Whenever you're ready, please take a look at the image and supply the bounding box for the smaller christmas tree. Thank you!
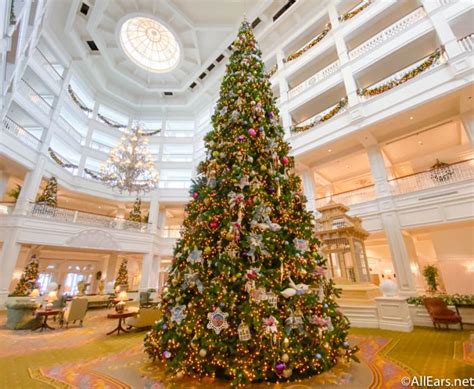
[114,258,129,291]
[127,198,143,222]
[37,177,58,207]
[12,255,39,296]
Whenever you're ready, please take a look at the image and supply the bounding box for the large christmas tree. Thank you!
[145,21,357,385]
[12,255,39,296]
[37,177,58,207]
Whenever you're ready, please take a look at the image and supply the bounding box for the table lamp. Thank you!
[45,290,58,311]
[116,291,128,313]
[30,288,40,302]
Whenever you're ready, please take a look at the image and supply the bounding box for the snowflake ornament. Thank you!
[207,308,229,334]
[170,304,186,325]
[294,238,309,253]
[187,248,203,265]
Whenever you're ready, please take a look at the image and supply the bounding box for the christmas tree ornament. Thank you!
[207,308,229,334]
[176,371,184,379]
[262,315,278,334]
[238,321,251,341]
[275,361,286,375]
[282,368,293,378]
[248,128,257,137]
[294,238,309,253]
[199,349,207,357]
[266,291,278,307]
[170,305,187,325]
[162,351,171,359]
[281,156,289,165]
[281,353,289,363]
[187,249,203,265]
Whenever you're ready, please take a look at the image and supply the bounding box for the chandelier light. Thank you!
[100,122,159,194]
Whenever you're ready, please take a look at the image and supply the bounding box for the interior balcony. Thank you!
[288,81,347,131]
[346,0,423,60]
[286,46,340,101]
[354,30,442,101]
[28,46,63,95]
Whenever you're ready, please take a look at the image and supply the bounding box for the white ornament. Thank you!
[263,315,279,334]
[187,248,203,265]
[170,304,186,325]
[207,308,229,334]
[238,322,251,341]
[280,277,309,298]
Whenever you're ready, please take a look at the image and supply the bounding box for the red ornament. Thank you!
[248,128,257,137]
[192,192,199,199]
[209,220,219,230]
[281,156,289,165]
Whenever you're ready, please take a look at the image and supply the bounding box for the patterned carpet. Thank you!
[0,309,472,388]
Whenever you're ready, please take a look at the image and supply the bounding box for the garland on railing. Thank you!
[407,294,474,306]
[10,0,16,24]
[357,49,442,97]
[339,1,372,22]
[285,23,332,63]
[48,148,77,170]
[84,168,102,180]
[267,64,277,78]
[291,97,348,133]
[67,85,93,114]
[97,113,127,129]
[142,129,161,136]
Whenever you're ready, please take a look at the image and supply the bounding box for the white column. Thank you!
[148,189,160,233]
[366,144,392,197]
[0,171,10,199]
[12,0,32,86]
[460,110,474,146]
[152,256,162,290]
[328,3,360,108]
[300,169,316,214]
[421,0,462,59]
[381,213,417,296]
[140,253,154,291]
[106,253,118,287]
[13,155,46,214]
[0,228,22,305]
[276,49,292,138]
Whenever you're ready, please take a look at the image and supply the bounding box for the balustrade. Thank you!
[288,59,340,99]
[18,79,53,114]
[2,116,42,149]
[34,48,63,81]
[89,140,112,153]
[58,117,84,144]
[389,159,474,195]
[458,33,474,53]
[26,203,149,232]
[349,7,426,60]
[315,185,376,208]
[160,227,182,238]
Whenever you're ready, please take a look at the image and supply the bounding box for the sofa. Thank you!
[126,307,161,329]
[83,294,112,309]
[5,301,42,330]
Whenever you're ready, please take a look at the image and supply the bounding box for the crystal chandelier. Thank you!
[100,122,159,194]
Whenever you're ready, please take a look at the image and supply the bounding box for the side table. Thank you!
[106,311,137,335]
[34,309,61,331]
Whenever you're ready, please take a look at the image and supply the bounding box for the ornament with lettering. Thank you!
[238,321,251,341]
[207,308,229,334]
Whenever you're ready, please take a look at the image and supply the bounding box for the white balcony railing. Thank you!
[89,140,112,153]
[18,79,53,114]
[34,48,64,82]
[389,159,474,195]
[58,117,84,144]
[458,33,474,53]
[2,116,42,149]
[349,7,426,60]
[288,59,340,99]
[160,227,182,238]
[358,50,445,100]
[26,203,149,232]
[48,148,78,175]
[158,179,192,189]
[161,154,193,162]
[163,130,194,138]
[292,97,347,133]
[315,185,377,208]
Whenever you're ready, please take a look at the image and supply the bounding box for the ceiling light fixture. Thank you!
[409,116,414,120]
[328,149,332,153]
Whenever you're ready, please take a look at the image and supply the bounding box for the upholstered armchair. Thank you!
[126,307,161,329]
[5,301,42,330]
[423,297,463,329]
[61,298,88,328]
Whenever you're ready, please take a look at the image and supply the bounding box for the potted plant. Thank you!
[422,264,440,294]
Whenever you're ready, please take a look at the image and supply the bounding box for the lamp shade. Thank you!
[30,289,40,298]
[118,291,128,301]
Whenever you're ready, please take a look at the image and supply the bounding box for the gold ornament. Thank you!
[282,353,289,363]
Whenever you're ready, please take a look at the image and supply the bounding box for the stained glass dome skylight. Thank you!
[119,17,180,73]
